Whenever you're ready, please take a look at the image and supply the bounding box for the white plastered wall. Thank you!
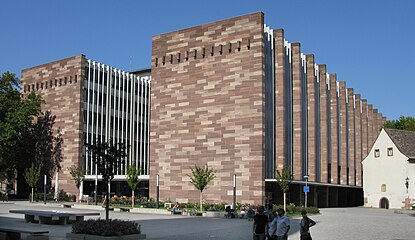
[362,129,414,209]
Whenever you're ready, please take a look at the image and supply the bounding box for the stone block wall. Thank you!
[21,55,85,195]
[150,12,265,204]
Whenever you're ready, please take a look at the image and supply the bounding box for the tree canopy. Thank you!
[126,163,141,193]
[275,165,293,194]
[86,139,127,220]
[0,72,42,179]
[188,165,216,193]
[384,116,415,131]
[188,164,216,211]
[24,162,41,202]
[68,164,85,190]
[275,165,293,212]
[126,163,141,208]
[0,72,63,198]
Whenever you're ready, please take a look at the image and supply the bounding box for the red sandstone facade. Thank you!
[21,55,85,195]
[150,12,385,206]
[20,12,387,207]
[150,12,265,204]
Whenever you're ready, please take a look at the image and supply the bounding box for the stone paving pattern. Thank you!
[1,202,415,240]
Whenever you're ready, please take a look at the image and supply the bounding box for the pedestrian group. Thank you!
[253,207,315,240]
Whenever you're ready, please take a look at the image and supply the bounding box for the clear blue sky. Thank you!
[1,0,414,120]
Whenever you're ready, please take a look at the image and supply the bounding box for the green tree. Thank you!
[384,116,415,131]
[275,165,293,212]
[24,163,41,202]
[30,111,63,191]
[188,165,216,212]
[86,139,127,221]
[68,164,85,203]
[126,163,141,208]
[0,72,42,180]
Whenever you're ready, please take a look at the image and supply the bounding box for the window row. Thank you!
[374,147,393,158]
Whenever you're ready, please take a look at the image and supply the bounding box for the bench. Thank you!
[0,226,49,240]
[9,210,100,225]
[114,207,130,212]
[60,203,73,208]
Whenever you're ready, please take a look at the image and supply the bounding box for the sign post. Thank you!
[303,175,309,208]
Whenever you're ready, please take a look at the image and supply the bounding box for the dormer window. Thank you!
[387,147,393,156]
[375,149,380,158]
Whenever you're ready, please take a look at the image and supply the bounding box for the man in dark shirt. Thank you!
[300,209,316,240]
[253,206,268,240]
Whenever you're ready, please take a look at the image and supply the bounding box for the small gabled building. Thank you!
[363,128,415,209]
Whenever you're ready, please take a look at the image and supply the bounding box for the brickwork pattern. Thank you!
[306,55,316,182]
[354,94,362,186]
[367,104,374,153]
[361,100,369,159]
[318,65,329,183]
[21,55,84,195]
[292,43,303,180]
[150,13,265,204]
[339,81,347,185]
[347,88,356,186]
[274,29,286,172]
[329,74,339,184]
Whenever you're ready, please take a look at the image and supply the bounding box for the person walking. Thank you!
[268,208,290,240]
[299,209,316,240]
[253,206,268,240]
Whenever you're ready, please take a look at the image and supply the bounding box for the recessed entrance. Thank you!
[379,197,389,209]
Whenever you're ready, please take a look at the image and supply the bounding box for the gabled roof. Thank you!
[384,128,415,160]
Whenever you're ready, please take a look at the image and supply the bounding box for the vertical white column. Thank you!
[90,62,96,174]
[135,78,139,168]
[146,78,151,174]
[112,69,117,145]
[86,60,92,174]
[143,77,148,174]
[139,77,144,171]
[100,64,104,145]
[105,66,111,142]
[121,72,126,175]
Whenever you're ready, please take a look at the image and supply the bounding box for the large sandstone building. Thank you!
[21,12,385,207]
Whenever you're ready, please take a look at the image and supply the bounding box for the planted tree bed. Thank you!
[67,219,146,239]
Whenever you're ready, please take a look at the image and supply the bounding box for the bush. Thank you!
[32,190,75,202]
[72,219,140,236]
[272,203,320,215]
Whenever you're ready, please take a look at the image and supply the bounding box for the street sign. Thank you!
[303,186,309,193]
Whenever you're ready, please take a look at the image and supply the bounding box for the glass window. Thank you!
[374,149,380,158]
[387,147,393,156]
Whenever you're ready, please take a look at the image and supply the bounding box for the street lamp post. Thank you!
[233,174,236,210]
[94,164,98,205]
[405,177,409,194]
[156,175,159,209]
[304,175,309,208]
[44,175,47,205]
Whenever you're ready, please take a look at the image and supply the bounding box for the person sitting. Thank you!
[240,205,246,219]
[247,205,255,221]
[225,205,236,218]
[209,204,217,211]
[171,202,181,214]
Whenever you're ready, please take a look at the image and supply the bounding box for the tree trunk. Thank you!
[283,192,286,212]
[31,187,34,203]
[132,189,135,208]
[200,191,203,212]
[105,182,110,221]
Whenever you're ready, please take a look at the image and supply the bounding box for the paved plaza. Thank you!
[0,201,414,239]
